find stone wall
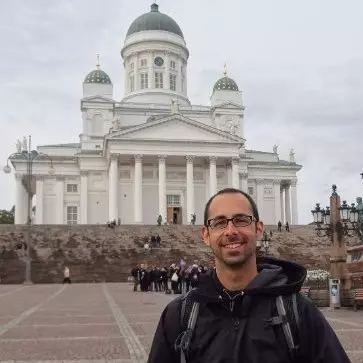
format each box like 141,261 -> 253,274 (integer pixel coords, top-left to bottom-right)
0,224 -> 359,284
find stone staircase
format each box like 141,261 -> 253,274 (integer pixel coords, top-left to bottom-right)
0,224 -> 359,284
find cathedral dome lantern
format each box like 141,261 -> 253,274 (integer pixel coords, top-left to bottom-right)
121,3 -> 190,106
83,55 -> 113,98
213,76 -> 239,92
211,65 -> 243,107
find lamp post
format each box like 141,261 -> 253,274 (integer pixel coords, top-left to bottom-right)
3,136 -> 53,284
311,185 -> 356,307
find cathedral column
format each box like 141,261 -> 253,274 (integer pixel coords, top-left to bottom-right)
134,52 -> 139,92
209,157 -> 217,196
205,161 -> 210,202
56,176 -> 64,224
80,171 -> 88,224
35,177 -> 44,224
256,179 -> 264,218
232,158 -> 240,189
186,156 -> 195,223
108,155 -> 119,222
124,60 -> 128,95
182,61 -> 187,94
280,188 -> 285,223
273,180 -> 281,225
165,51 -> 170,90
15,174 -> 26,224
148,51 -> 153,89
285,184 -> 292,224
158,155 -> 167,221
240,173 -> 248,192
291,180 -> 298,224
134,155 -> 143,223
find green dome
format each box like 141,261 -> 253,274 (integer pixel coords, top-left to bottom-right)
127,3 -> 184,38
84,69 -> 112,84
213,76 -> 239,91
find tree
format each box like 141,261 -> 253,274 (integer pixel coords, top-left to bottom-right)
0,207 -> 15,224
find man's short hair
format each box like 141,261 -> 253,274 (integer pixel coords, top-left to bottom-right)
203,188 -> 260,226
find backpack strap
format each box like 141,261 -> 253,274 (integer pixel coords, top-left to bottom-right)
275,293 -> 300,360
174,292 -> 200,363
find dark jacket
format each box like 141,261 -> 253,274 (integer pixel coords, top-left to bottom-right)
147,257 -> 350,363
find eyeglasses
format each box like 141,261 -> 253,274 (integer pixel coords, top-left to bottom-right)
207,214 -> 257,230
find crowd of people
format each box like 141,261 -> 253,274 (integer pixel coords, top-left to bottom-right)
130,261 -> 210,294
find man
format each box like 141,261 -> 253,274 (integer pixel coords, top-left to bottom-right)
148,188 -> 350,362
131,264 -> 140,292
63,266 -> 71,284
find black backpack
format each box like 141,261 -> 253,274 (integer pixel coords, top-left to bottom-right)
174,292 -> 301,363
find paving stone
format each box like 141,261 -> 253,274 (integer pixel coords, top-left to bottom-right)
0,283 -> 361,363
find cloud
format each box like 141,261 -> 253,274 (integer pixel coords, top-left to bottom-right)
0,0 -> 363,226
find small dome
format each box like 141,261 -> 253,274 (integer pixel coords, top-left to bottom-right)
84,69 -> 112,84
127,3 -> 184,38
213,76 -> 239,92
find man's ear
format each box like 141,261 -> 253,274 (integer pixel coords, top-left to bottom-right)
256,221 -> 264,240
202,225 -> 210,246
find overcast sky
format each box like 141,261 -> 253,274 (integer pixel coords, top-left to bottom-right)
1,0 -> 362,224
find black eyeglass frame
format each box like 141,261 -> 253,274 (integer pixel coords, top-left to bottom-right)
207,214 -> 258,229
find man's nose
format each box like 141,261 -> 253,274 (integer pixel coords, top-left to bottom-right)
224,220 -> 238,234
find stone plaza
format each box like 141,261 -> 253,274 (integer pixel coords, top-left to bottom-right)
0,283 -> 362,363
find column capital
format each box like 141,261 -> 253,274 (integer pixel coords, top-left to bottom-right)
209,156 -> 217,164
110,154 -> 119,161
232,157 -> 240,165
240,172 -> 248,179
158,155 -> 167,162
80,171 -> 89,177
273,179 -> 281,185
56,176 -> 64,181
290,179 -> 297,187
186,155 -> 195,163
256,179 -> 265,185
134,154 -> 143,162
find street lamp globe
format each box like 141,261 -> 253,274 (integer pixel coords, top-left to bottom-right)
339,201 -> 350,222
311,203 -> 324,224
3,165 -> 11,174
349,204 -> 359,224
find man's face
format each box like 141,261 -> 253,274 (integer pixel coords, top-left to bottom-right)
202,193 -> 263,268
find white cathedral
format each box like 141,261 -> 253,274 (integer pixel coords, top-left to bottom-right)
10,3 -> 301,226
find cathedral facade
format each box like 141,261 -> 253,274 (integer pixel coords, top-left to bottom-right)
10,3 -> 301,226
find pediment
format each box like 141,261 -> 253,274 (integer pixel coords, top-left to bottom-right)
81,95 -> 114,103
212,102 -> 243,110
107,115 -> 243,143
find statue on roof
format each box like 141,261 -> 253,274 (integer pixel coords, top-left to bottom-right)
273,144 -> 278,154
171,99 -> 180,114
289,148 -> 295,163
22,137 -> 28,152
16,139 -> 22,153
111,116 -> 121,131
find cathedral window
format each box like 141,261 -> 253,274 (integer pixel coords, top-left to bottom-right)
67,206 -> 78,225
155,72 -> 163,88
67,184 -> 78,193
170,74 -> 176,91
130,75 -> 135,92
170,60 -> 176,69
140,59 -> 147,67
140,73 -> 148,89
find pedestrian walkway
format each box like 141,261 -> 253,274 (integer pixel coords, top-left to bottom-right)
0,283 -> 361,362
